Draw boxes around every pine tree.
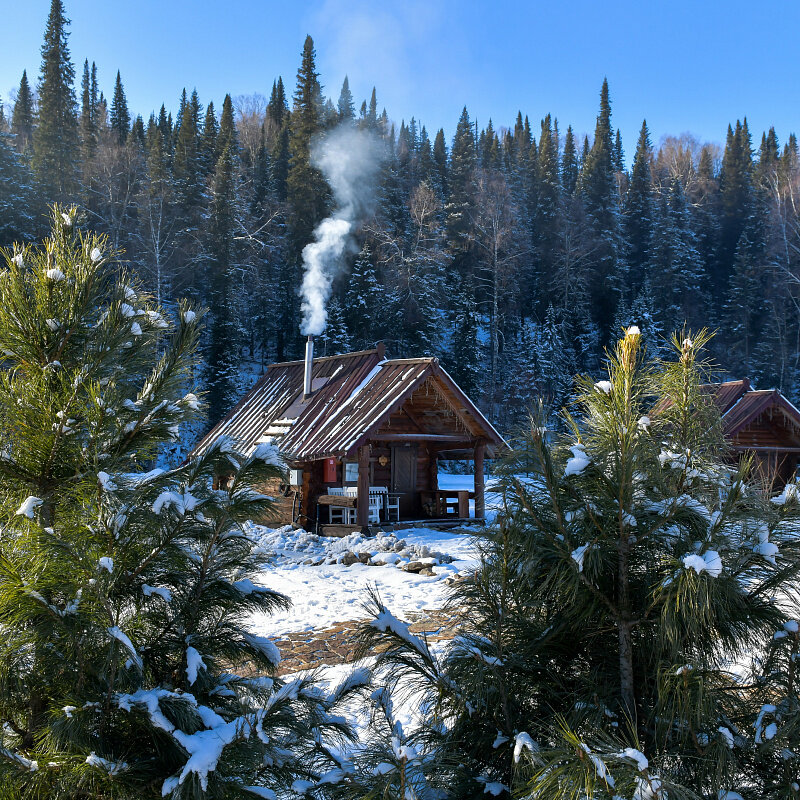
[110,70,130,145]
[32,0,79,202]
[354,329,800,798]
[11,70,34,154]
[266,78,290,203]
[0,207,362,797]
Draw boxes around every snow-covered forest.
[3,3,800,799]
[2,2,799,437]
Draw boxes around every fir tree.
[110,70,130,145]
[0,131,36,243]
[561,124,579,196]
[446,106,476,248]
[287,35,328,253]
[32,0,79,202]
[201,99,218,173]
[337,75,355,122]
[623,120,654,294]
[320,298,351,355]
[79,59,97,161]
[344,244,381,349]
[432,127,448,197]
[205,95,241,426]
[11,70,34,155]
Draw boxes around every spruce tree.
[344,244,381,349]
[32,0,79,202]
[205,95,242,426]
[320,298,351,355]
[79,59,97,162]
[286,35,328,253]
[579,79,621,337]
[11,71,34,155]
[337,76,355,123]
[0,208,366,798]
[432,127,448,197]
[201,100,218,173]
[533,115,563,314]
[0,131,36,244]
[110,70,131,145]
[561,124,579,196]
[446,107,477,248]
[623,120,654,294]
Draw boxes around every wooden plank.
[457,490,470,519]
[357,444,370,529]
[474,440,486,520]
[317,494,357,507]
[375,433,473,443]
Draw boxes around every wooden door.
[391,445,418,518]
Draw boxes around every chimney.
[303,334,314,400]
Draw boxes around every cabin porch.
[300,436,487,535]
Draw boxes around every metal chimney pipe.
[303,335,314,399]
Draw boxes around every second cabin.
[191,343,505,534]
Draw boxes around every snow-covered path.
[246,526,480,638]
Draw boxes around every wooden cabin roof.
[191,346,505,462]
[698,380,800,442]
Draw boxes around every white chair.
[345,486,381,524]
[368,487,387,524]
[386,493,400,522]
[327,488,355,524]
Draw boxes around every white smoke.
[300,126,382,336]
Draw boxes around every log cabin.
[190,342,506,533]
[704,379,800,490]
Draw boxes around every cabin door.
[391,445,418,518]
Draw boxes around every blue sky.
[3,0,799,160]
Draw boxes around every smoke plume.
[300,126,382,336]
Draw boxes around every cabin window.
[344,461,359,484]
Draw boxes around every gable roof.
[703,379,800,441]
[191,346,505,462]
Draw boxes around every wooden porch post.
[474,440,486,520]
[357,444,371,530]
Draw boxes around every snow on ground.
[244,472,503,638]
[246,525,479,637]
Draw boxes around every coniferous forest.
[3,2,799,437]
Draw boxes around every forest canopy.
[1,0,797,436]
